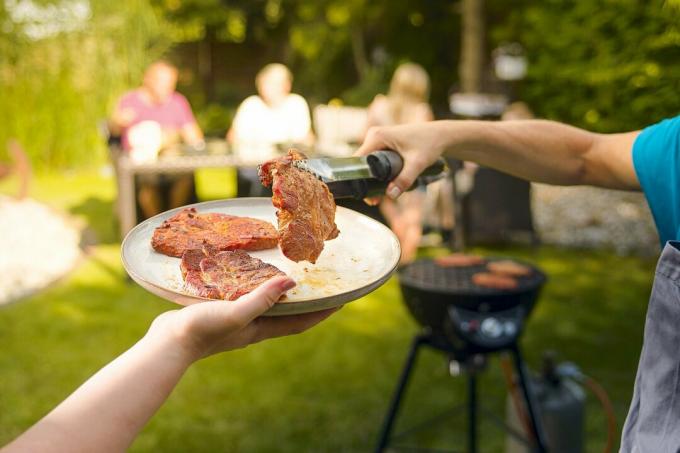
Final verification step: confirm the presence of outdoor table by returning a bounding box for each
[115,152,242,239]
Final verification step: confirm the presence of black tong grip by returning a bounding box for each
[366,150,404,182]
[367,150,447,185]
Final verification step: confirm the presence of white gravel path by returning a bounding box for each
[0,196,81,305]
[531,184,659,256]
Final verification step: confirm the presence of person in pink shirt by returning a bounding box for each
[109,61,204,218]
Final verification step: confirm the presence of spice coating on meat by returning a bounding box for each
[152,208,279,258]
[259,149,339,264]
[180,247,286,300]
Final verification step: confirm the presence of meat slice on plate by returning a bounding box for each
[152,207,279,257]
[181,246,286,301]
[259,149,339,264]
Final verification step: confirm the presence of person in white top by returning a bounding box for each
[364,63,438,264]
[228,64,314,196]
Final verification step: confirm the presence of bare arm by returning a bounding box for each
[108,106,136,137]
[2,278,335,453]
[180,122,204,146]
[357,119,641,198]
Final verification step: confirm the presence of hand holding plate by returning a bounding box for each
[148,276,337,361]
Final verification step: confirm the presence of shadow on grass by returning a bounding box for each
[69,196,119,245]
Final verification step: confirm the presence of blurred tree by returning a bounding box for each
[153,0,461,119]
[288,0,461,108]
[0,0,167,168]
[491,0,680,132]
[460,0,485,93]
[2,0,679,167]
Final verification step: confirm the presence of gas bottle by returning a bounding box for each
[505,354,586,453]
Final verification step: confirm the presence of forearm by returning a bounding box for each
[4,331,194,453]
[107,119,124,137]
[437,119,597,185]
[181,123,204,145]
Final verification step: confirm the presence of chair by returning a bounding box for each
[311,105,389,223]
[98,120,198,233]
[313,104,368,157]
[461,167,537,246]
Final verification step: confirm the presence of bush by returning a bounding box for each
[494,0,680,132]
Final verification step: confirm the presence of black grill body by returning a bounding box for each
[376,257,549,453]
[399,258,546,354]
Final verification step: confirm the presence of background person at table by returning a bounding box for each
[364,63,434,264]
[109,60,204,219]
[0,140,31,200]
[2,277,336,452]
[227,63,313,197]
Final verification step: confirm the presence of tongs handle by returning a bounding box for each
[366,150,448,186]
[367,150,404,182]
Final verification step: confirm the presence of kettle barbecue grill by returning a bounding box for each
[376,257,548,453]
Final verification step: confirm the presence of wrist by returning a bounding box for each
[143,315,202,368]
[437,119,483,155]
[430,120,460,154]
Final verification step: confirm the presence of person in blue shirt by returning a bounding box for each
[357,115,680,452]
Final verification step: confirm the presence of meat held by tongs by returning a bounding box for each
[259,149,339,264]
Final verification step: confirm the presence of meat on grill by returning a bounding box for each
[181,245,286,300]
[152,207,279,258]
[259,149,339,264]
[486,260,532,277]
[471,272,519,290]
[435,253,486,267]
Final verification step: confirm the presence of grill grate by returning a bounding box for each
[399,258,546,296]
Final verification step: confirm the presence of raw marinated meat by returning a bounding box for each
[152,207,278,258]
[181,246,286,301]
[259,149,338,263]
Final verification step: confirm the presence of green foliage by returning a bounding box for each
[340,65,390,106]
[0,0,167,168]
[152,0,460,108]
[194,102,234,136]
[492,0,680,131]
[280,0,461,106]
[2,0,680,167]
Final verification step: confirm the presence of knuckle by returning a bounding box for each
[367,126,383,141]
[409,152,427,168]
[263,284,283,305]
[264,292,279,309]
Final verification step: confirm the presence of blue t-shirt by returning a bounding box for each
[633,115,680,245]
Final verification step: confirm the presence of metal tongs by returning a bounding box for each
[293,150,449,200]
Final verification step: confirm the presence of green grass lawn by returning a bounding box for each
[0,169,657,452]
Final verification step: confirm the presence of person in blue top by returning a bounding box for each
[357,115,680,452]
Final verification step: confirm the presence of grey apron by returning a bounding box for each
[621,241,680,452]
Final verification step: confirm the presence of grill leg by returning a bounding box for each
[468,372,478,453]
[511,346,548,453]
[375,333,426,453]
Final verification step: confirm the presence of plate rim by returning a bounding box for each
[121,198,401,315]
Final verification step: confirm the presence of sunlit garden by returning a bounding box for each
[1,1,679,452]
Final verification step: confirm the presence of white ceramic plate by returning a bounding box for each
[121,198,400,316]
